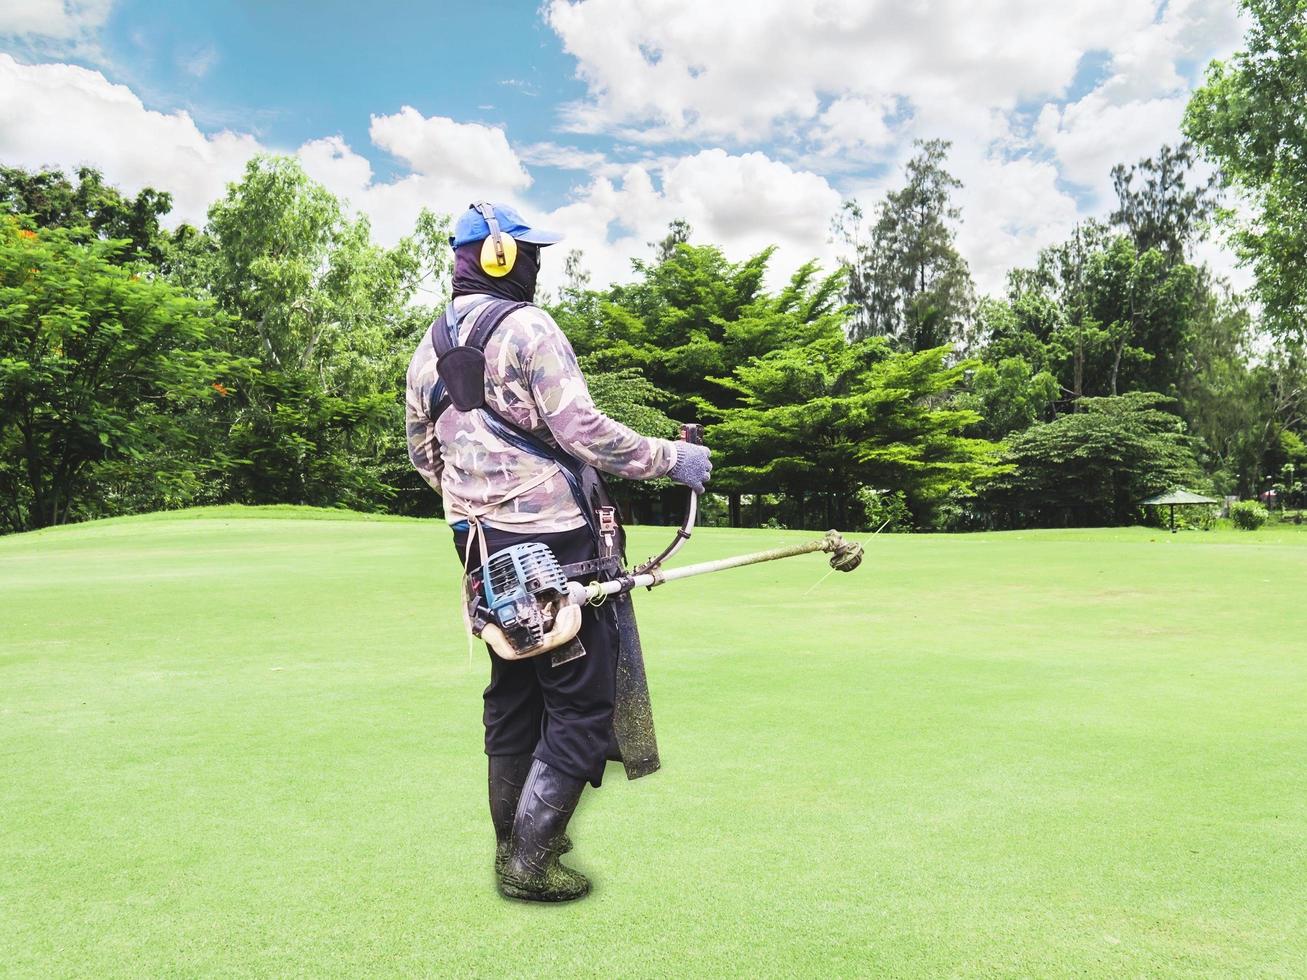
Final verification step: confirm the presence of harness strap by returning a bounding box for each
[428,297,496,359]
[464,299,529,352]
[426,297,497,420]
[428,297,607,550]
[478,404,600,545]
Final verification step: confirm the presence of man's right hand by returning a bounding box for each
[668,442,713,494]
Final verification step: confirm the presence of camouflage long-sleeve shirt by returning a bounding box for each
[406,294,678,532]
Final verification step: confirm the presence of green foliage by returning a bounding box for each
[555,238,846,424]
[1229,499,1270,530]
[1176,276,1276,495]
[0,165,181,268]
[581,361,679,443]
[184,155,444,508]
[0,220,239,531]
[579,360,679,516]
[2,127,1299,537]
[1170,504,1218,531]
[1184,0,1307,340]
[1006,225,1203,400]
[956,354,1059,440]
[708,337,1003,527]
[983,392,1201,527]
[857,488,912,532]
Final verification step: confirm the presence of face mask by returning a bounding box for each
[451,240,541,303]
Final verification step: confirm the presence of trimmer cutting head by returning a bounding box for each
[822,530,864,572]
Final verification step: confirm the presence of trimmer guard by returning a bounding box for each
[610,591,660,779]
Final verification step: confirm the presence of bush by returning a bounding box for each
[1229,500,1269,530]
[1148,503,1219,531]
[858,488,912,532]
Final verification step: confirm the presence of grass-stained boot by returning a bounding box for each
[489,754,571,876]
[498,758,590,902]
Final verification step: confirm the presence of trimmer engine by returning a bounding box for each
[474,543,582,661]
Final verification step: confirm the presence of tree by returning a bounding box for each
[982,392,1202,527]
[837,140,975,351]
[0,166,180,267]
[647,218,692,265]
[594,241,842,419]
[1249,345,1307,494]
[0,221,237,532]
[179,155,445,509]
[1005,225,1202,401]
[562,248,591,291]
[1007,221,1113,404]
[552,239,848,525]
[1085,237,1201,397]
[709,337,1002,528]
[1185,0,1307,340]
[956,355,1059,441]
[1110,143,1218,264]
[1176,275,1269,494]
[579,360,679,522]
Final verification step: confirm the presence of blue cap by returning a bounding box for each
[450,202,564,249]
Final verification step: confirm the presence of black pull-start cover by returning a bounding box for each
[436,347,488,411]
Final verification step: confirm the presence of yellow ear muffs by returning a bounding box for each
[479,231,517,277]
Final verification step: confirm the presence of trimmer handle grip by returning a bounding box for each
[680,423,704,445]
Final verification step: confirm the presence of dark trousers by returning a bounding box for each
[452,523,619,787]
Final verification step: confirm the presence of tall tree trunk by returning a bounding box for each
[21,421,50,529]
[1110,336,1125,397]
[1074,324,1084,407]
[728,493,741,528]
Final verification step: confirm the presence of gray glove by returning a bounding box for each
[668,442,713,494]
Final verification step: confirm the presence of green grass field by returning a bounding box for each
[3,507,1305,977]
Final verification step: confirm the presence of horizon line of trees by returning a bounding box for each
[2,0,1304,536]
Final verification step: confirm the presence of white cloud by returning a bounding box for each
[813,96,897,157]
[301,114,538,246]
[534,149,844,293]
[953,155,1080,293]
[543,0,1248,288]
[368,106,529,189]
[0,53,259,222]
[0,0,112,40]
[0,0,1254,300]
[0,56,541,249]
[1036,93,1189,198]
[0,53,847,292]
[517,140,616,175]
[545,0,1156,147]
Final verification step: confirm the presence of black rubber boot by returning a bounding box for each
[489,754,571,876]
[498,758,590,902]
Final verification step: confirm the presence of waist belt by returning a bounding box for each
[560,555,622,579]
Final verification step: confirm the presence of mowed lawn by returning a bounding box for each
[2,507,1305,977]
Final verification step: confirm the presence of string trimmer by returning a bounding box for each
[473,425,865,662]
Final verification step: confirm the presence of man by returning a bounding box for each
[405,202,712,902]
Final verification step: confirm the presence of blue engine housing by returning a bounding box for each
[480,543,570,645]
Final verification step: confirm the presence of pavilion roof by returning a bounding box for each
[1141,488,1219,506]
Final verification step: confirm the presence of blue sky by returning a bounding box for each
[99,1,585,189]
[0,0,1249,291]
